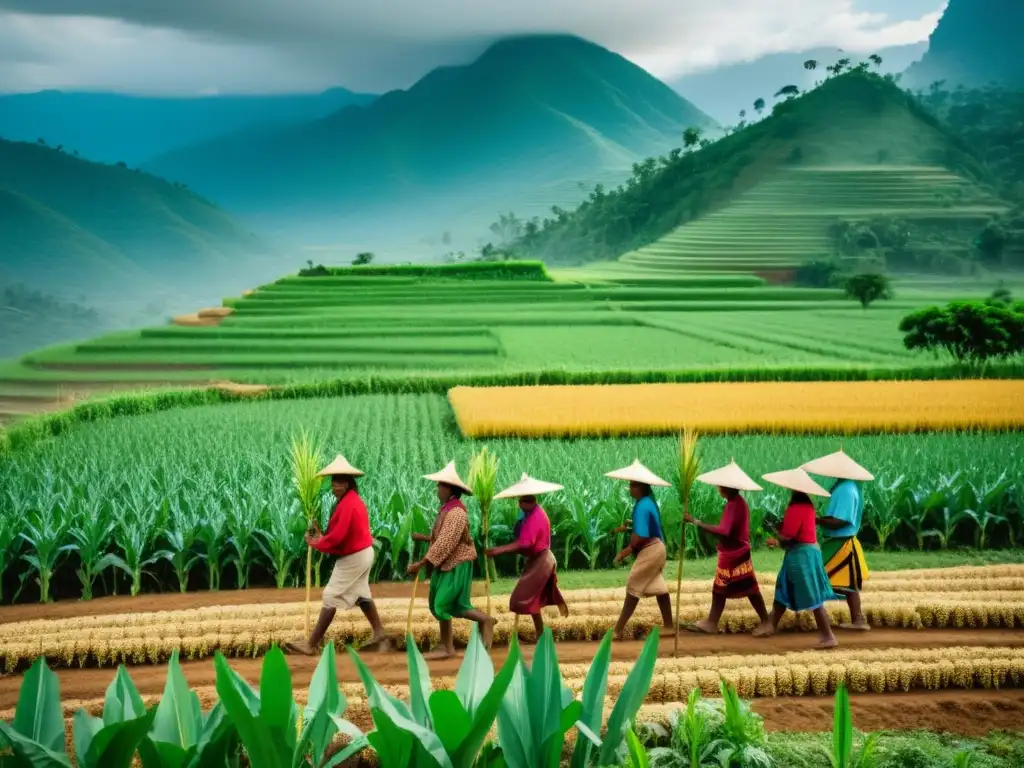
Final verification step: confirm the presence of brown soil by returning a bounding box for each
[210,380,275,397]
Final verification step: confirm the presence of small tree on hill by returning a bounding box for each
[899,301,1024,367]
[682,127,702,151]
[353,252,374,266]
[844,272,892,309]
[753,98,766,115]
[774,85,801,100]
[869,53,884,69]
[804,60,818,71]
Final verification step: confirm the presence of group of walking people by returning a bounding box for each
[286,448,873,658]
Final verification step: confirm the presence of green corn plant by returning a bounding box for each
[66,497,118,601]
[159,502,205,594]
[347,624,517,768]
[290,429,323,635]
[214,643,366,768]
[72,667,158,768]
[468,448,499,617]
[716,680,771,768]
[863,476,904,550]
[137,649,240,768]
[0,657,72,766]
[674,429,701,657]
[197,503,229,591]
[495,629,582,768]
[0,499,26,604]
[226,496,264,590]
[962,475,1012,550]
[20,508,74,604]
[826,683,879,768]
[255,506,306,590]
[109,509,169,597]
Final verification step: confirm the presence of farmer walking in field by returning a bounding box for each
[486,473,570,639]
[803,449,874,631]
[606,460,676,641]
[286,455,389,655]
[755,467,840,649]
[409,461,496,658]
[682,460,772,636]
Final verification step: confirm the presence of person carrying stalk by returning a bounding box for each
[802,449,873,631]
[606,460,676,641]
[286,455,389,655]
[486,473,570,639]
[755,467,840,649]
[408,461,495,659]
[681,460,772,635]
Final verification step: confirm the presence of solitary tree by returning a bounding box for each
[804,59,818,71]
[869,53,884,69]
[753,98,766,115]
[682,126,703,151]
[844,272,893,309]
[899,301,1024,367]
[353,252,374,265]
[774,84,801,99]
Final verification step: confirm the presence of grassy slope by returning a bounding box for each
[0,138,272,297]
[518,71,1000,265]
[142,35,716,226]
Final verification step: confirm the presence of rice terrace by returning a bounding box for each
[2,2,1024,766]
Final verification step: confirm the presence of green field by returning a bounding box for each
[619,166,1007,274]
[1,391,1021,602]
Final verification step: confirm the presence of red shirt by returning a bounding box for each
[779,501,817,545]
[703,496,751,555]
[313,491,373,556]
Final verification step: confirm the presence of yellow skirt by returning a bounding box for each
[821,536,869,593]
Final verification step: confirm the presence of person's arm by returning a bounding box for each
[410,508,466,573]
[308,501,351,553]
[488,541,527,557]
[614,533,647,564]
[775,505,800,544]
[817,483,856,530]
[412,532,432,543]
[816,516,847,530]
[686,502,736,539]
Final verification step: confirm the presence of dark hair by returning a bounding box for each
[441,482,463,499]
[332,474,357,491]
[632,481,654,497]
[722,487,740,500]
[791,490,811,505]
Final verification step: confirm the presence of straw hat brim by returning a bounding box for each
[495,473,564,499]
[696,462,762,492]
[317,455,364,477]
[762,468,831,497]
[801,451,874,482]
[423,462,473,495]
[604,460,671,488]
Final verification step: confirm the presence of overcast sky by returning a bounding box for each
[0,0,947,96]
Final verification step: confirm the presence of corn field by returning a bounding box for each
[1,394,1021,603]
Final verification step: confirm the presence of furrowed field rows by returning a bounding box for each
[449,380,1024,437]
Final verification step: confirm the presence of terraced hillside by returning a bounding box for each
[619,165,1008,275]
[1,266,1018,424]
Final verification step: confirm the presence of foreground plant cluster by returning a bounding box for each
[1,395,1020,603]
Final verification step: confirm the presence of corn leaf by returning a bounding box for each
[598,628,660,766]
[569,630,613,768]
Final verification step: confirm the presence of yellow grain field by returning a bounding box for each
[448,380,1024,437]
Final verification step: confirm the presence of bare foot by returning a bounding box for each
[752,624,775,638]
[815,636,839,650]
[685,619,718,635]
[423,648,459,661]
[660,626,678,638]
[481,618,496,649]
[613,630,626,642]
[839,621,871,632]
[361,634,392,652]
[285,639,316,656]
[558,602,570,618]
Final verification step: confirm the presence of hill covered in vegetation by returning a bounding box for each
[903,0,1024,89]
[0,88,376,166]
[142,35,715,239]
[510,69,1003,269]
[0,138,274,301]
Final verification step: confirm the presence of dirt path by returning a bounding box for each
[3,629,1022,712]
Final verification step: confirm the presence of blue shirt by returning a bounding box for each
[824,479,863,539]
[632,495,663,540]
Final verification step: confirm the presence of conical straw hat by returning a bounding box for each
[316,454,364,477]
[423,461,473,495]
[762,468,831,497]
[494,472,564,500]
[802,449,874,481]
[604,459,671,487]
[696,460,762,492]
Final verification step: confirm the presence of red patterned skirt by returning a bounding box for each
[713,546,760,598]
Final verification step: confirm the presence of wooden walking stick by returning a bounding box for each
[674,428,700,657]
[406,570,421,640]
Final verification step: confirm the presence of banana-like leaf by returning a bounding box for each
[428,690,471,756]
[569,630,612,768]
[213,652,287,768]
[302,642,347,767]
[148,650,202,751]
[454,624,494,719]
[406,635,435,728]
[74,707,157,768]
[258,647,297,748]
[495,656,532,768]
[450,638,520,768]
[598,628,660,766]
[12,658,66,754]
[0,721,73,768]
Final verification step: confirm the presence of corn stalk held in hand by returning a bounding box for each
[674,428,700,656]
[468,447,499,616]
[290,429,322,636]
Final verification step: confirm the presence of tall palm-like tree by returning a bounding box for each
[869,53,883,68]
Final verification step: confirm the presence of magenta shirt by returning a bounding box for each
[517,505,552,556]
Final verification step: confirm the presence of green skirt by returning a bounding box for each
[774,544,841,612]
[428,561,475,621]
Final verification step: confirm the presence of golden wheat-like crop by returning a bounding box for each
[447,380,1024,437]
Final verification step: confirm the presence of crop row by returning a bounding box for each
[2,396,1020,602]
[5,597,1024,670]
[449,380,1024,437]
